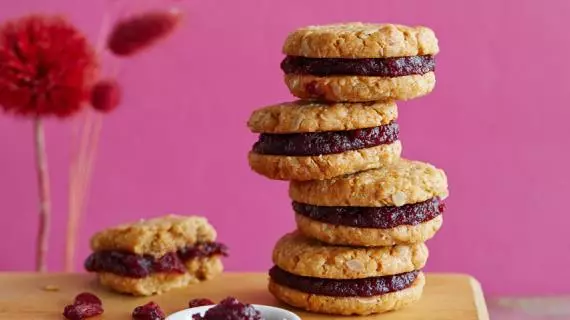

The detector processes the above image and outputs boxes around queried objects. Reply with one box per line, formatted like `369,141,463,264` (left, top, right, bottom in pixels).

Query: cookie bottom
296,213,443,246
248,141,402,181
284,72,435,102
97,257,223,296
268,271,425,316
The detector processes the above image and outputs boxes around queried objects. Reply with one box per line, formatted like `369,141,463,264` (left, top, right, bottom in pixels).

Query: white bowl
166,304,301,320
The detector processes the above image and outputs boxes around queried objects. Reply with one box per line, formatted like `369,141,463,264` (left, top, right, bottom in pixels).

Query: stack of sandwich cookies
84,215,228,296
281,23,439,102
245,22,447,316
268,232,428,316
290,159,448,246
248,100,402,181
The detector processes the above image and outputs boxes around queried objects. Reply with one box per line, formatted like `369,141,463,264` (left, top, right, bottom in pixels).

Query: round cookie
289,159,447,245
248,142,401,181
248,100,402,181
281,23,438,102
283,23,439,58
247,100,397,133
268,271,425,316
296,213,443,247
284,72,435,102
289,159,448,207
272,232,428,279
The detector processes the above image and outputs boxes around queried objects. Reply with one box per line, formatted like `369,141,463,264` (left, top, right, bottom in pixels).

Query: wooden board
0,273,489,320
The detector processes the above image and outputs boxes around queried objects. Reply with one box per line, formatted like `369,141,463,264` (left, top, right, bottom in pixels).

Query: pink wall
0,0,569,296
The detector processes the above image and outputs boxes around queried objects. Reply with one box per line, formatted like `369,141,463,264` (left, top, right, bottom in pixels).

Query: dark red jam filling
192,297,262,320
281,55,435,77
253,122,399,156
269,266,418,297
84,242,228,278
294,197,444,229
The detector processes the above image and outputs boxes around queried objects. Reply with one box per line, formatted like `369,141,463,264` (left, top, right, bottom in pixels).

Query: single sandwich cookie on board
84,215,228,296
289,159,448,246
268,232,427,315
281,23,439,102
248,100,402,181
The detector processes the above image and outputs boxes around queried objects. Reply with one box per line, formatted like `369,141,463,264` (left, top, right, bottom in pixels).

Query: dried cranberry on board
63,303,103,320
132,301,166,320
62,292,104,320
74,292,102,306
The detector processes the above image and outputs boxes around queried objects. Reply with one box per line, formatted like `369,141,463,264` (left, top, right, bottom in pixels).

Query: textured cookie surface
247,100,397,133
90,215,217,257
283,23,438,58
290,159,447,206
249,142,402,181
273,232,427,279
284,72,435,102
296,214,443,246
268,271,425,316
97,257,223,296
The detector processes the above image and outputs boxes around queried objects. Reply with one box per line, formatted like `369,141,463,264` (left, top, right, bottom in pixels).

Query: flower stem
34,117,51,272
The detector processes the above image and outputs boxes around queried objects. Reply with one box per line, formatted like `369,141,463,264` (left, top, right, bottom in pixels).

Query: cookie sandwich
248,100,402,181
84,215,228,296
268,232,428,315
281,23,439,102
290,159,448,246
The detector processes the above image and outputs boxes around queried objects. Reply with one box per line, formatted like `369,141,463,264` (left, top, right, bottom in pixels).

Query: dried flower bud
90,79,121,113
107,8,183,56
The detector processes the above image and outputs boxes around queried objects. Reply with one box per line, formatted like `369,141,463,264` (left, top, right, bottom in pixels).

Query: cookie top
273,232,428,279
283,23,439,58
248,100,397,133
90,214,217,257
290,159,448,207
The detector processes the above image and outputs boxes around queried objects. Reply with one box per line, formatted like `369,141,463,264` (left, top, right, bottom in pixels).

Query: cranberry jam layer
85,242,228,278
269,266,419,297
294,197,444,229
281,55,435,77
253,123,399,156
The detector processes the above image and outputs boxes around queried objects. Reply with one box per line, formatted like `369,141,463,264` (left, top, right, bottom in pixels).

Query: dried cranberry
132,301,166,320
189,298,215,308
192,297,261,320
63,303,103,320
74,292,102,306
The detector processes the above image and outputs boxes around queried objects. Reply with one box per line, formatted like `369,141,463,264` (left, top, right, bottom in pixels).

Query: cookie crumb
42,284,60,292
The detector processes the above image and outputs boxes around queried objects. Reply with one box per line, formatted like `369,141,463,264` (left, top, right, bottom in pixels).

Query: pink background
0,0,569,296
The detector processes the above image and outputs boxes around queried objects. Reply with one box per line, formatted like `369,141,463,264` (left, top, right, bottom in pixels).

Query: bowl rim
166,303,301,320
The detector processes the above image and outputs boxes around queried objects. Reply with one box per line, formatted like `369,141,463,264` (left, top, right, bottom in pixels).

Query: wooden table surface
0,272,489,320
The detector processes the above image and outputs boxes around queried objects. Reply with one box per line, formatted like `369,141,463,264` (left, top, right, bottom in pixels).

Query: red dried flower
108,9,183,57
0,15,98,118
91,79,121,113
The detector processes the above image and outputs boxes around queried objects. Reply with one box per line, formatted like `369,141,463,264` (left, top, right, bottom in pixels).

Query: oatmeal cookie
269,271,425,316
247,100,397,133
272,232,428,279
248,141,402,181
289,159,448,206
90,214,217,257
283,23,438,58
